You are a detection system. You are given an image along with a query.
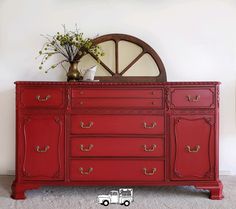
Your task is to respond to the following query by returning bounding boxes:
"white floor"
[1,176,235,209]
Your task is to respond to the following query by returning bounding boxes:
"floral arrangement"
[37,25,104,74]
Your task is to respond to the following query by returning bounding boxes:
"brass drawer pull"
[80,144,94,152]
[36,95,51,102]
[79,167,93,175]
[143,144,157,152]
[35,145,50,153]
[80,121,94,129]
[186,95,200,102]
[143,168,157,176]
[185,145,200,153]
[144,122,157,129]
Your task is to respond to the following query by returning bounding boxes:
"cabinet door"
[170,115,215,180]
[20,115,64,180]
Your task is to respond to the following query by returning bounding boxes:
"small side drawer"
[71,115,164,135]
[170,88,215,108]
[70,138,164,157]
[20,88,65,108]
[70,159,164,181]
[72,88,163,98]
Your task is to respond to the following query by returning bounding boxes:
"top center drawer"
[72,88,163,99]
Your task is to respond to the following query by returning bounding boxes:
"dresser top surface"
[14,81,220,86]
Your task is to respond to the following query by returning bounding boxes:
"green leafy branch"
[36,25,104,73]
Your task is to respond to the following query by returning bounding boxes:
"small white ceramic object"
[83,65,97,81]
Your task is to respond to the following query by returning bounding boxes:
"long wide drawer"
[70,138,164,157]
[72,98,163,109]
[72,88,163,98]
[70,159,164,181]
[71,115,164,135]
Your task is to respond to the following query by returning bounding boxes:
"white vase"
[83,65,97,81]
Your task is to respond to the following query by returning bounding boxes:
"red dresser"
[11,81,223,200]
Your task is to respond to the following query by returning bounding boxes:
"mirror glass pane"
[123,53,160,76]
[98,41,115,73]
[118,41,142,73]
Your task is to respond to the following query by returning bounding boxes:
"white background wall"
[0,0,236,175]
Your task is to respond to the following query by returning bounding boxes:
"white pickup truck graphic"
[97,188,134,206]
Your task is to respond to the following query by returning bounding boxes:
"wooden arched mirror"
[79,34,167,82]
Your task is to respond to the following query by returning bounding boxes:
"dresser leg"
[209,180,224,200]
[11,180,40,200]
[196,180,224,200]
